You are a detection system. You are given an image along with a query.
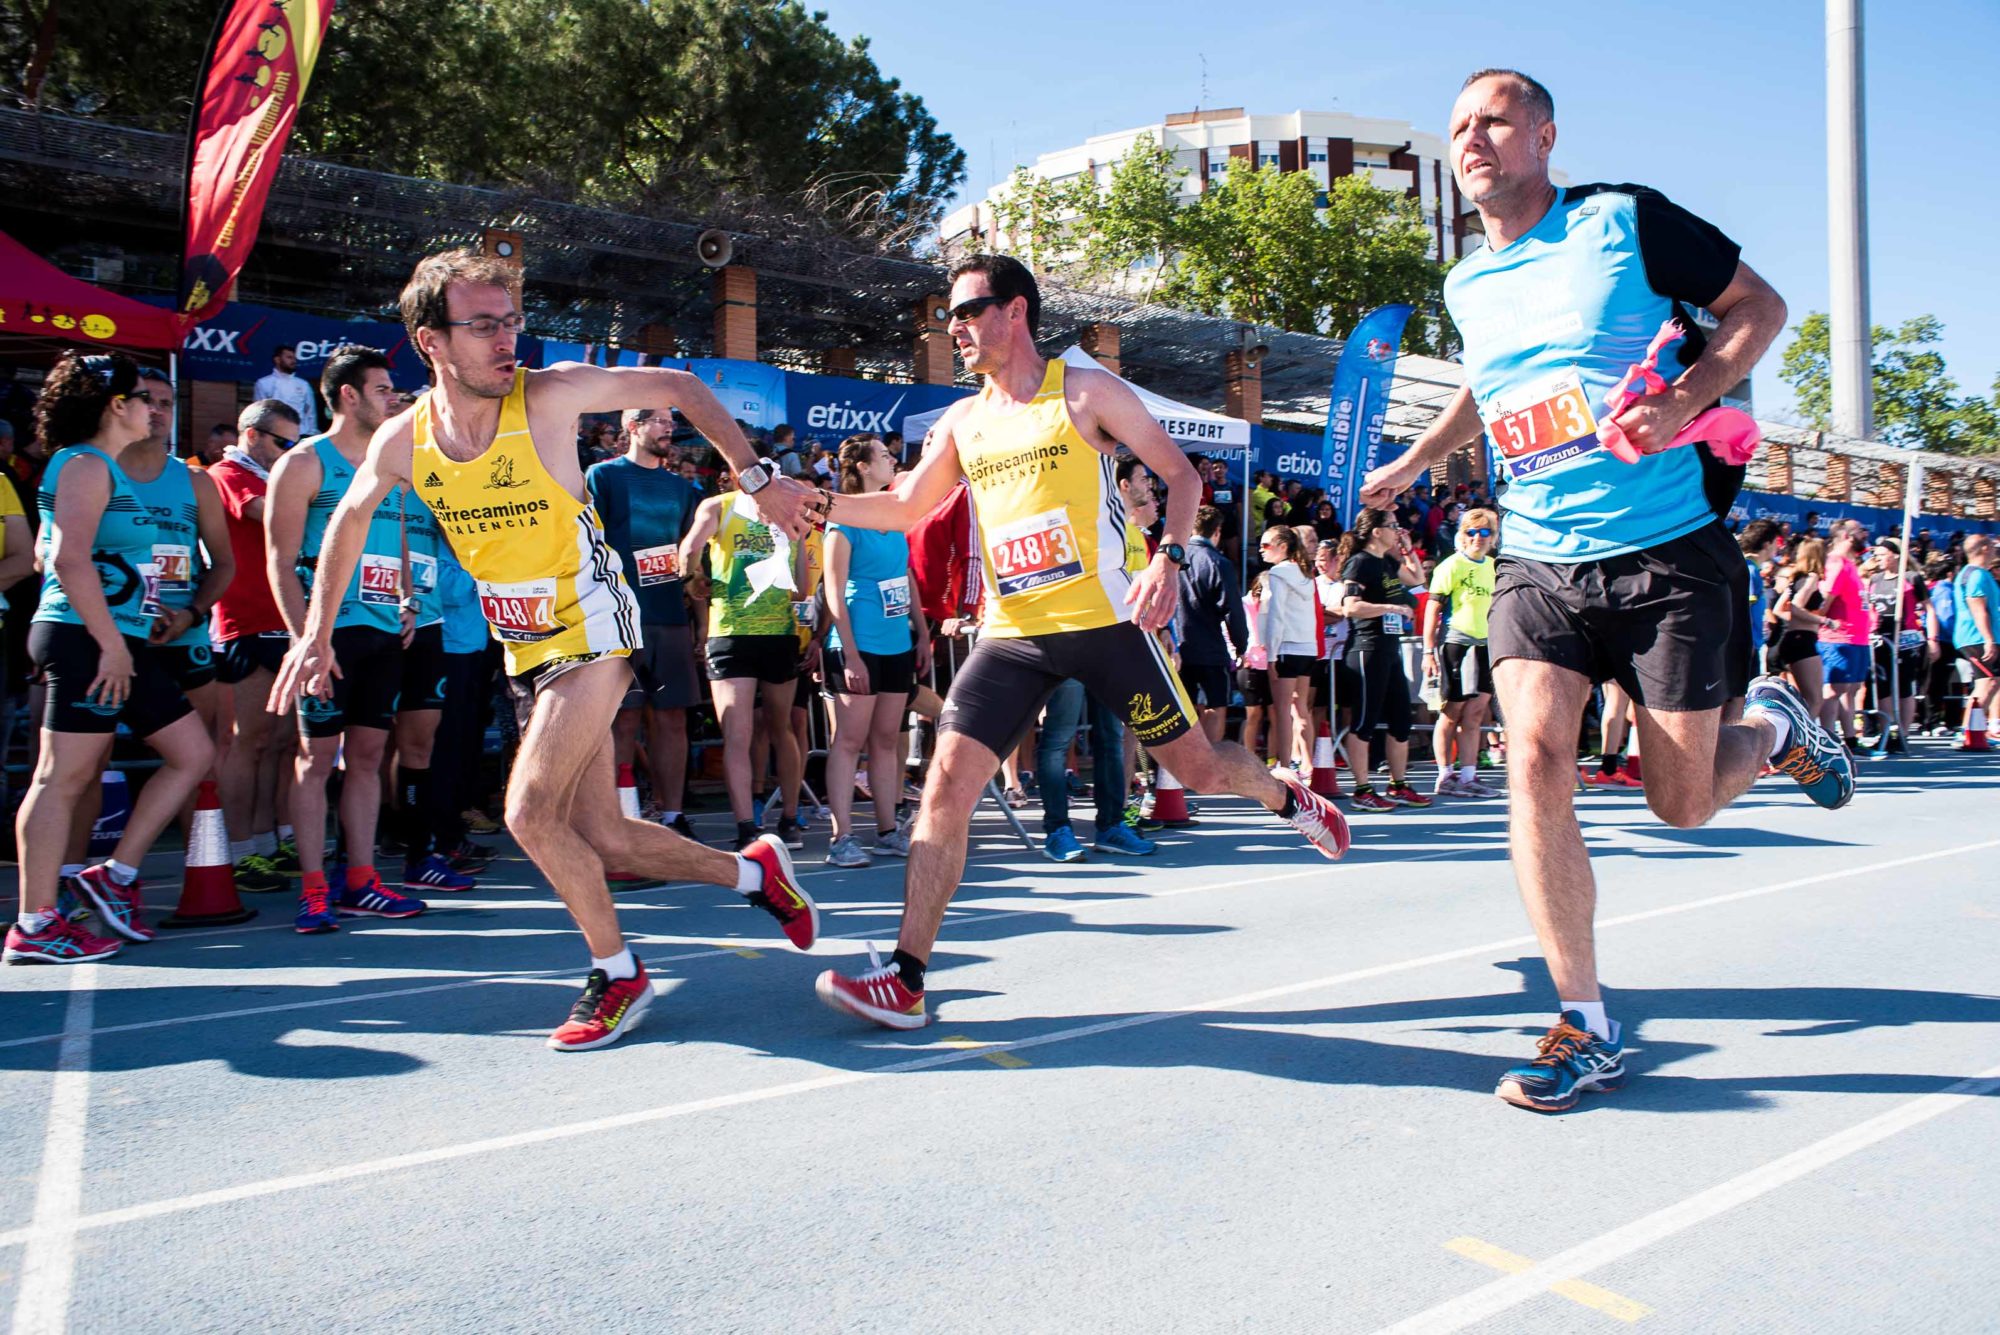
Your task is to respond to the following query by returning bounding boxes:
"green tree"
[4,0,965,240]
[1780,312,1998,455]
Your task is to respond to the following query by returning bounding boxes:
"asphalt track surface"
[3,742,1997,1334]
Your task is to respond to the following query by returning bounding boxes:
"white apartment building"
[942,107,1487,265]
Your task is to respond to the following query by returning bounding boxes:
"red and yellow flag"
[177,0,334,331]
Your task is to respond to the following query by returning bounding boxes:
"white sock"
[253,831,278,856]
[1756,709,1792,759]
[276,824,294,843]
[658,810,680,825]
[18,908,55,932]
[107,859,140,886]
[734,854,763,894]
[591,947,637,981]
[1459,763,1476,780]
[231,840,254,862]
[59,863,86,879]
[1562,1000,1612,1042]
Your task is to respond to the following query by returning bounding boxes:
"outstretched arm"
[819,406,968,533]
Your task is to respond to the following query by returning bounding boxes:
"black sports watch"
[1161,542,1189,568]
[737,461,773,494]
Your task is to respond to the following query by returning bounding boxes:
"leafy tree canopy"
[1780,312,1998,456]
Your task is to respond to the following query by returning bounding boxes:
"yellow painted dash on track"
[937,1035,1031,1068]
[1444,1238,1651,1323]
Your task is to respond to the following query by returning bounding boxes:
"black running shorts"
[1439,640,1493,703]
[820,642,916,701]
[704,634,800,686]
[938,622,1196,759]
[216,630,289,685]
[298,625,404,738]
[29,621,192,738]
[399,623,449,712]
[1178,662,1231,711]
[153,639,218,693]
[1489,520,1744,713]
[624,624,703,710]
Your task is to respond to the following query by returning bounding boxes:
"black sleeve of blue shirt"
[1631,187,1741,308]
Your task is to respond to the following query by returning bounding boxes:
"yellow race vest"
[409,370,638,675]
[959,359,1132,638]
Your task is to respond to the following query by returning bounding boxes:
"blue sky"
[821,0,1995,421]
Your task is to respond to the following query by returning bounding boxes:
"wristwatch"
[737,461,773,495]
[1161,542,1188,568]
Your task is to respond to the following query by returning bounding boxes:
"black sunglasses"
[255,426,298,451]
[947,295,1006,323]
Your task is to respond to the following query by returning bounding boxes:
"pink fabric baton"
[1597,318,1761,466]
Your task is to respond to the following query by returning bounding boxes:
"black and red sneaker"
[742,834,819,950]
[815,947,928,1029]
[547,965,654,1052]
[1278,774,1351,858]
[1384,781,1433,808]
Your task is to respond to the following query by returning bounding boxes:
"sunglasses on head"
[947,295,1006,323]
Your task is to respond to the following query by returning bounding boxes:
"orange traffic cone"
[1962,704,1990,752]
[1150,762,1196,826]
[161,781,256,928]
[1310,723,1344,799]
[607,763,648,884]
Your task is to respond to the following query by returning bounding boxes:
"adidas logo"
[423,471,443,489]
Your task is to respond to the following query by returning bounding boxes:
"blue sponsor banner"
[1728,487,1996,539]
[783,373,967,450]
[1321,304,1414,521]
[151,297,533,390]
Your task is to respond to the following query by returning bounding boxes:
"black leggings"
[1349,641,1412,745]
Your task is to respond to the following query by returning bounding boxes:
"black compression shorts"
[298,625,404,738]
[29,622,192,738]
[938,622,1196,759]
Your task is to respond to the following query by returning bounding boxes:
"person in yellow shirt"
[271,248,824,1053]
[811,254,1352,1031]
[1422,506,1499,798]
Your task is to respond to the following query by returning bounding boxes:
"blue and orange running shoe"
[294,881,340,934]
[404,853,477,893]
[1495,1011,1626,1113]
[548,964,653,1052]
[1745,675,1855,809]
[336,875,427,919]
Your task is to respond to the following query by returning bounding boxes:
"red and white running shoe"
[73,865,155,942]
[4,913,123,964]
[742,834,819,950]
[548,965,654,1052]
[815,946,928,1030]
[1278,774,1350,859]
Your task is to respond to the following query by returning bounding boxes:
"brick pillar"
[190,380,241,444]
[1763,440,1793,496]
[636,323,677,361]
[1975,477,1998,519]
[1925,468,1954,516]
[821,347,857,378]
[1872,462,1905,509]
[912,295,952,385]
[712,266,756,361]
[1079,322,1121,375]
[1223,350,1262,424]
[1821,453,1851,503]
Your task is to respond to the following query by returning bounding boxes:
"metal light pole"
[1827,0,1873,440]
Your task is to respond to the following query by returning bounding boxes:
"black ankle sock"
[889,949,927,992]
[736,819,759,843]
[1278,787,1299,819]
[1598,753,1621,774]
[400,767,434,857]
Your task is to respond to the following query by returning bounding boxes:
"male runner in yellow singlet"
[271,249,825,1051]
[814,254,1352,1029]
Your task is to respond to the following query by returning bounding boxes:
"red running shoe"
[72,865,155,942]
[1384,781,1433,808]
[548,965,654,1052]
[1347,786,1397,813]
[1278,774,1350,859]
[742,834,819,950]
[1587,768,1643,789]
[4,914,123,964]
[815,946,927,1029]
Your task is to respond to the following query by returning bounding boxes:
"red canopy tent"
[0,229,180,351]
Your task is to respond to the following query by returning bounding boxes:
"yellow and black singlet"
[409,370,639,676]
[956,359,1132,639]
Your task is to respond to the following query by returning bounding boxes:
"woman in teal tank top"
[821,435,932,866]
[9,352,215,964]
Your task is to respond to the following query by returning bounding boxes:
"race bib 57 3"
[1484,370,1602,481]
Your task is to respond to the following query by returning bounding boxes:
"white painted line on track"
[8,965,98,1335]
[0,836,1990,1250]
[0,845,1446,1052]
[1377,1056,2000,1335]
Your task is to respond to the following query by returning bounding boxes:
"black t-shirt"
[1340,551,1415,651]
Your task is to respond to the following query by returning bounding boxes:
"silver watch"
[737,461,773,494]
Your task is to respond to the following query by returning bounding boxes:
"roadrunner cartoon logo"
[1125,690,1183,744]
[486,454,529,489]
